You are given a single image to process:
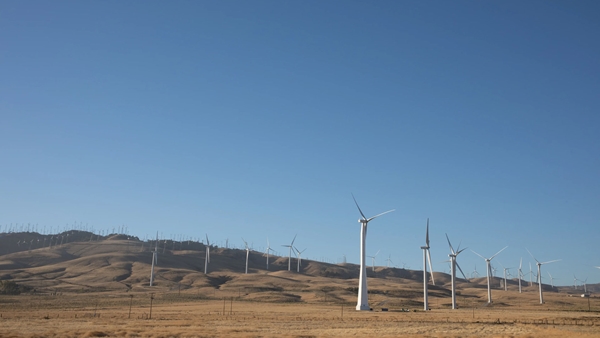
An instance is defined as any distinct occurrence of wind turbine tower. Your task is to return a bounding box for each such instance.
[527,249,560,304]
[472,246,507,304]
[420,218,435,311]
[294,247,306,273]
[367,250,380,272]
[518,258,524,293]
[282,234,297,271]
[150,232,158,286]
[446,234,467,309]
[352,194,394,311]
[265,238,273,270]
[242,238,250,274]
[204,234,211,274]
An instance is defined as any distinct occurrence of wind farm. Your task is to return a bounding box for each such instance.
[2,1,600,337]
[1,226,599,337]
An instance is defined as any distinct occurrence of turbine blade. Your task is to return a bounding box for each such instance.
[519,257,522,270]
[489,246,508,260]
[526,248,540,264]
[367,209,395,222]
[291,234,297,246]
[445,233,455,255]
[456,261,468,280]
[457,247,467,255]
[206,234,209,246]
[471,250,486,260]
[375,249,380,257]
[427,249,435,285]
[425,218,430,246]
[541,259,561,265]
[351,193,367,220]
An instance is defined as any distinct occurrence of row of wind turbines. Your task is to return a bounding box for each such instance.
[148,231,309,287]
[350,194,570,312]
[147,194,593,312]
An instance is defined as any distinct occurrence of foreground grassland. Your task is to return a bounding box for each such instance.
[1,293,599,338]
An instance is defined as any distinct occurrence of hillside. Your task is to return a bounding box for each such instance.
[0,231,597,310]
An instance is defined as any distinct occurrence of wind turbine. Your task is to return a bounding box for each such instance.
[518,258,524,293]
[581,277,588,293]
[386,254,393,268]
[573,274,579,290]
[242,238,250,274]
[446,234,468,310]
[367,250,380,272]
[547,271,556,289]
[527,249,560,304]
[150,232,158,286]
[282,234,297,271]
[529,262,534,286]
[294,247,306,273]
[498,261,513,291]
[265,238,273,270]
[204,234,210,274]
[420,218,435,311]
[472,246,507,304]
[352,194,394,311]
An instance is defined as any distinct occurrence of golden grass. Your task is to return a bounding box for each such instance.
[1,291,599,338]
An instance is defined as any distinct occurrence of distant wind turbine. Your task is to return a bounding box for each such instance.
[518,258,524,293]
[265,238,273,270]
[366,250,380,272]
[498,261,513,291]
[352,194,394,311]
[527,249,560,304]
[547,271,557,288]
[446,234,468,310]
[282,234,297,271]
[294,247,306,273]
[472,246,507,304]
[204,234,210,274]
[420,218,435,311]
[242,238,250,274]
[150,232,158,286]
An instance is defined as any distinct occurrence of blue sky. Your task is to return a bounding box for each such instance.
[2,1,599,286]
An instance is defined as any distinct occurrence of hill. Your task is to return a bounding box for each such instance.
[0,231,597,310]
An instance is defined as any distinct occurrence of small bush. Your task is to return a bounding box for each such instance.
[0,280,32,295]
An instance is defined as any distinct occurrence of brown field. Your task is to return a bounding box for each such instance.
[1,292,600,338]
[1,233,600,337]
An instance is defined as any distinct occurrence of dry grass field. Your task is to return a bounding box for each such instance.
[1,233,600,337]
[1,292,600,338]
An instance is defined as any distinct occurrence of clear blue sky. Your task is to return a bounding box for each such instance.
[2,1,599,286]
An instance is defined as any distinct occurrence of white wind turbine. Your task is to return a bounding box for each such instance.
[547,271,557,288]
[352,194,394,311]
[282,234,297,271]
[386,254,393,268]
[472,246,507,304]
[265,238,273,270]
[204,234,210,274]
[446,234,468,310]
[420,218,435,311]
[367,250,380,272]
[573,274,579,290]
[527,249,560,304]
[242,238,250,274]
[529,262,534,287]
[150,232,158,286]
[498,261,513,291]
[518,258,524,293]
[294,247,306,273]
